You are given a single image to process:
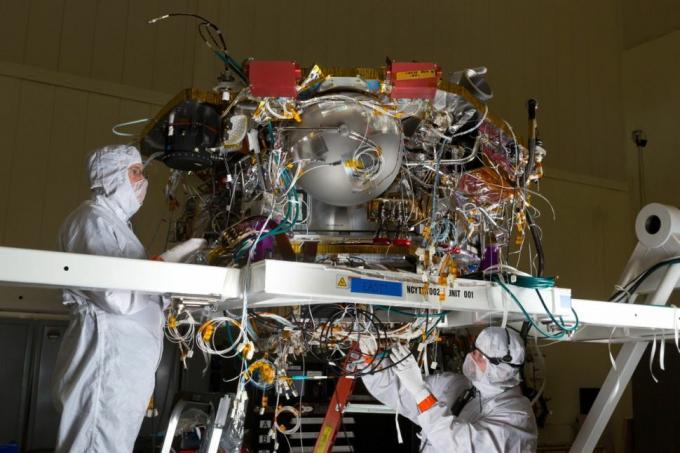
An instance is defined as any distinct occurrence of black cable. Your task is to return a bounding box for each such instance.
[319,306,388,376]
[525,210,545,277]
[198,21,227,51]
[522,99,538,188]
[247,304,439,384]
[152,13,227,50]
[150,12,248,84]
[311,305,421,378]
[609,257,680,302]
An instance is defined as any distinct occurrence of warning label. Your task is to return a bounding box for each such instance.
[336,276,348,289]
[395,69,436,81]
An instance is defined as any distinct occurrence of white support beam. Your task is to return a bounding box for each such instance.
[0,246,240,300]
[570,255,680,452]
[571,298,680,331]
[2,247,679,338]
[567,326,676,343]
[568,341,647,453]
[226,260,574,320]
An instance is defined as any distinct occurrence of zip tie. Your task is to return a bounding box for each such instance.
[650,333,659,383]
[501,291,509,328]
[613,284,632,302]
[423,346,430,377]
[660,332,666,371]
[395,407,403,444]
[673,305,680,353]
[608,327,617,371]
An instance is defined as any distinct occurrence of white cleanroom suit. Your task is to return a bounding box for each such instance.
[362,327,537,452]
[52,145,204,452]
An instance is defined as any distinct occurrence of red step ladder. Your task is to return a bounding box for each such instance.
[313,344,361,453]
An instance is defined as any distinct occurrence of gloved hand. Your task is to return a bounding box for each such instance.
[160,238,207,263]
[390,344,430,403]
[359,335,377,356]
[352,335,378,369]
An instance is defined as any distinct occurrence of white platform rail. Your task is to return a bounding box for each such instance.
[0,246,240,300]
[0,246,677,341]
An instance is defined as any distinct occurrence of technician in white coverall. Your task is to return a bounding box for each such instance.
[362,326,537,452]
[52,144,205,453]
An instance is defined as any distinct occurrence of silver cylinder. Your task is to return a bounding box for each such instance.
[289,93,403,207]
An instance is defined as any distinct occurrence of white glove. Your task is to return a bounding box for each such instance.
[353,335,378,369]
[160,238,207,263]
[390,344,430,403]
[359,335,377,356]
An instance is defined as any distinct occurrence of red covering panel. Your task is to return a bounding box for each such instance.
[388,62,442,99]
[246,60,301,98]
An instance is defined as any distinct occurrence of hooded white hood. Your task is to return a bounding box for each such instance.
[87,144,144,221]
[463,326,525,397]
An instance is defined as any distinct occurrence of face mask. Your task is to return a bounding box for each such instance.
[133,179,148,204]
[462,352,509,398]
[462,353,483,382]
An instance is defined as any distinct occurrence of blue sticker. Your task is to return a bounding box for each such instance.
[350,278,403,297]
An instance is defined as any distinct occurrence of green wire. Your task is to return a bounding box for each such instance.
[534,289,579,332]
[374,276,574,339]
[511,275,556,289]
[508,274,579,332]
[213,50,248,84]
[496,281,565,339]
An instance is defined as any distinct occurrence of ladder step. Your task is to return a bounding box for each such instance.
[289,431,355,440]
[300,417,355,424]
[290,446,354,453]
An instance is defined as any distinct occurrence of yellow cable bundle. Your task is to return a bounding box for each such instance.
[199,321,216,342]
[246,359,276,386]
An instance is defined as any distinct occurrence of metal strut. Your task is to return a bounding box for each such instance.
[570,257,680,452]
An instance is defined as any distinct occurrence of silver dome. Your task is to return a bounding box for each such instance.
[289,93,403,207]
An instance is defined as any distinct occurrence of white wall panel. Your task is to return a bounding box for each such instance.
[623,31,680,210]
[3,82,56,249]
[0,76,23,244]
[24,0,65,71]
[0,2,30,64]
[122,0,162,89]
[90,0,131,83]
[58,0,98,78]
[38,87,90,250]
[622,0,680,49]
